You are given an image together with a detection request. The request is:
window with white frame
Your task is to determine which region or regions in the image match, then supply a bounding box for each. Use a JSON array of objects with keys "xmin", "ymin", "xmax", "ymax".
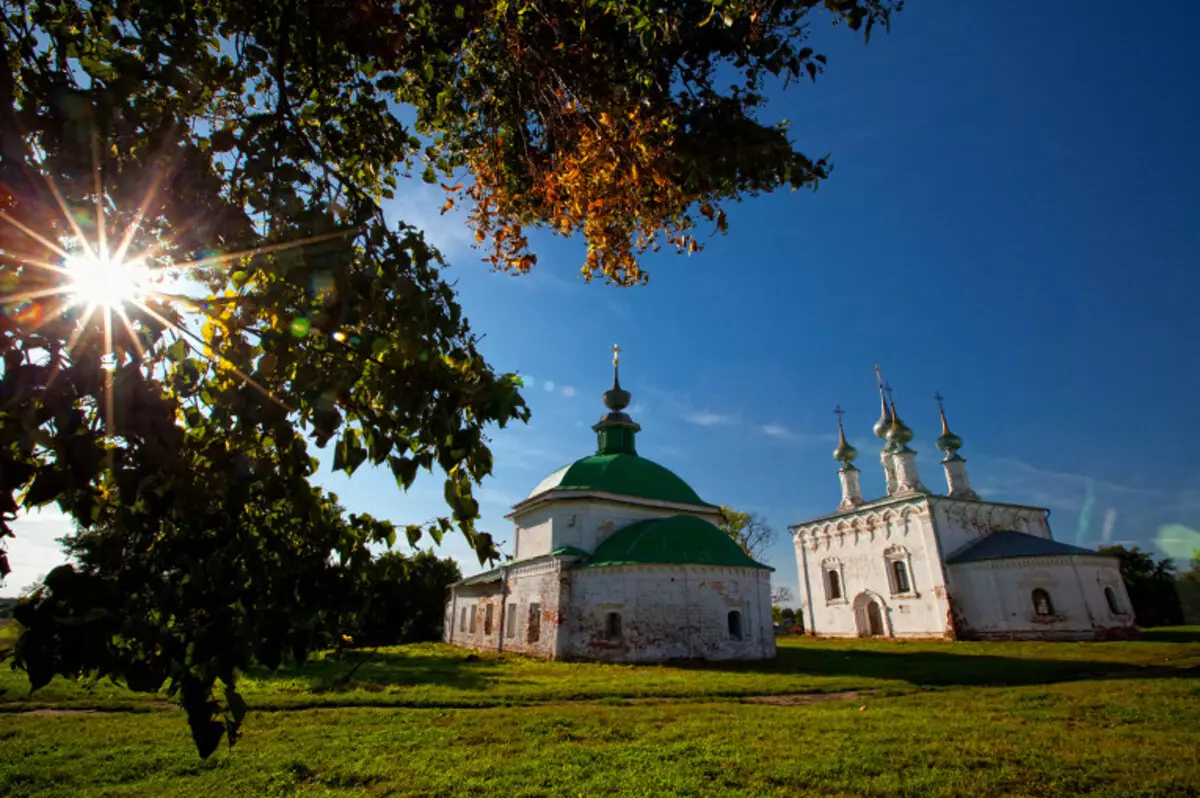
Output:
[
  {"xmin": 883, "ymin": 546, "xmax": 916, "ymax": 596},
  {"xmin": 822, "ymin": 558, "xmax": 845, "ymax": 602}
]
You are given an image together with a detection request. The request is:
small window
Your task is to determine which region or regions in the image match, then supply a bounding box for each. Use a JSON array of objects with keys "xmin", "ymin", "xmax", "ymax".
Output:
[
  {"xmin": 484, "ymin": 604, "xmax": 494, "ymax": 635},
  {"xmin": 604, "ymin": 612, "xmax": 622, "ymax": 641},
  {"xmin": 728, "ymin": 610, "xmax": 743, "ymax": 640},
  {"xmin": 827, "ymin": 570, "xmax": 842, "ymax": 600},
  {"xmin": 1032, "ymin": 589, "xmax": 1054, "ymax": 617},
  {"xmin": 1104, "ymin": 587, "xmax": 1121, "ymax": 615},
  {"xmin": 469, "ymin": 606, "xmax": 477, "ymax": 633},
  {"xmin": 892, "ymin": 561, "xmax": 911, "ymax": 594},
  {"xmin": 506, "ymin": 603, "xmax": 517, "ymax": 638},
  {"xmin": 527, "ymin": 603, "xmax": 541, "ymax": 643},
  {"xmin": 459, "ymin": 607, "xmax": 467, "ymax": 632}
]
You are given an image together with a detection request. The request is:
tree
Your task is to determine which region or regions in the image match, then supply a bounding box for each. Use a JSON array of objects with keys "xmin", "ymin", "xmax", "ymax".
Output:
[
  {"xmin": 0, "ymin": 0, "xmax": 899, "ymax": 755},
  {"xmin": 1097, "ymin": 545, "xmax": 1185, "ymax": 628},
  {"xmin": 1177, "ymin": 551, "xmax": 1200, "ymax": 625},
  {"xmin": 349, "ymin": 549, "xmax": 462, "ymax": 647},
  {"xmin": 771, "ymin": 585, "xmax": 793, "ymax": 605},
  {"xmin": 718, "ymin": 506, "xmax": 777, "ymax": 561}
]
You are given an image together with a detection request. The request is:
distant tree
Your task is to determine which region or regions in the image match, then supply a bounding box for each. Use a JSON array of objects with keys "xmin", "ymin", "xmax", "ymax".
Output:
[
  {"xmin": 771, "ymin": 585, "xmax": 794, "ymax": 605},
  {"xmin": 718, "ymin": 507, "xmax": 776, "ymax": 562},
  {"xmin": 771, "ymin": 605, "xmax": 783, "ymax": 624},
  {"xmin": 1177, "ymin": 551, "xmax": 1200, "ymax": 625},
  {"xmin": 1097, "ymin": 545, "xmax": 1185, "ymax": 628},
  {"xmin": 349, "ymin": 550, "xmax": 462, "ymax": 647},
  {"xmin": 780, "ymin": 607, "xmax": 797, "ymax": 624}
]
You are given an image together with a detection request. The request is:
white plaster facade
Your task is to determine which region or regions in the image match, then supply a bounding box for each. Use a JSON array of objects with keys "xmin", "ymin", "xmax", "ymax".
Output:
[{"xmin": 792, "ymin": 456, "xmax": 1138, "ymax": 642}]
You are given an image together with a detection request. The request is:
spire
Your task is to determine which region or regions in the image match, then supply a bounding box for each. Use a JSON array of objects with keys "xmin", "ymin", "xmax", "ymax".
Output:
[
  {"xmin": 933, "ymin": 391, "xmax": 977, "ymax": 499},
  {"xmin": 594, "ymin": 343, "xmax": 640, "ymax": 455},
  {"xmin": 872, "ymin": 364, "xmax": 893, "ymax": 439},
  {"xmin": 832, "ymin": 405, "xmax": 858, "ymax": 468},
  {"xmin": 833, "ymin": 405, "xmax": 863, "ymax": 509},
  {"xmin": 933, "ymin": 391, "xmax": 964, "ymax": 459},
  {"xmin": 884, "ymin": 385, "xmax": 926, "ymax": 495},
  {"xmin": 885, "ymin": 398, "xmax": 915, "ymax": 453},
  {"xmin": 603, "ymin": 343, "xmax": 631, "ymax": 412}
]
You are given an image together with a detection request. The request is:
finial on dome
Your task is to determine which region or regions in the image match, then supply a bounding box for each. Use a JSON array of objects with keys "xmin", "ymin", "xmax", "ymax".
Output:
[
  {"xmin": 934, "ymin": 390, "xmax": 964, "ymax": 458},
  {"xmin": 603, "ymin": 343, "xmax": 631, "ymax": 412},
  {"xmin": 872, "ymin": 364, "xmax": 894, "ymax": 439},
  {"xmin": 833, "ymin": 405, "xmax": 858, "ymax": 467}
]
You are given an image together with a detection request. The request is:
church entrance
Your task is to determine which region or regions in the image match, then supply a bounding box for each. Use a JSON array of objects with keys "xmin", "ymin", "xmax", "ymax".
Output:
[{"xmin": 853, "ymin": 592, "xmax": 888, "ymax": 638}]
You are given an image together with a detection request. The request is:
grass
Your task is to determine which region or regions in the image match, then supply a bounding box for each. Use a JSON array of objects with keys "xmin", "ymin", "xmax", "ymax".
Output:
[{"xmin": 1, "ymin": 629, "xmax": 1198, "ymax": 796}]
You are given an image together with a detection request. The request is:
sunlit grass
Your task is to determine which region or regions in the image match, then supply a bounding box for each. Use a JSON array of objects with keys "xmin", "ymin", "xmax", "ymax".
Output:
[{"xmin": 1, "ymin": 634, "xmax": 1197, "ymax": 795}]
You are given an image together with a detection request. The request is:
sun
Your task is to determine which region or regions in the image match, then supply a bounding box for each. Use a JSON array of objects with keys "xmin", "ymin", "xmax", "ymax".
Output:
[{"xmin": 63, "ymin": 249, "xmax": 150, "ymax": 310}]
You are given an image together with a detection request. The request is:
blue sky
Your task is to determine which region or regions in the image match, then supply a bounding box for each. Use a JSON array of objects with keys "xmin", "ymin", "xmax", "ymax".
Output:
[{"xmin": 7, "ymin": 3, "xmax": 1200, "ymax": 595}]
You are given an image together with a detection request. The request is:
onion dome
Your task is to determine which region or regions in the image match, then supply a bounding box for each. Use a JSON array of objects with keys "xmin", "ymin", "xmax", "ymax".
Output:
[
  {"xmin": 833, "ymin": 406, "xmax": 858, "ymax": 467},
  {"xmin": 934, "ymin": 392, "xmax": 964, "ymax": 458},
  {"xmin": 885, "ymin": 401, "xmax": 915, "ymax": 452}
]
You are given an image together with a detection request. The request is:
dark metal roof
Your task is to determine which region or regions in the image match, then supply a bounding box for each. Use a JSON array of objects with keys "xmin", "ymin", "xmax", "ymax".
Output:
[{"xmin": 946, "ymin": 530, "xmax": 1101, "ymax": 565}]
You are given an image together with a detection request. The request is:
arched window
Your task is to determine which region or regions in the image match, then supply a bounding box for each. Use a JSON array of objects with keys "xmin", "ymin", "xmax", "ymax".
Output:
[
  {"xmin": 604, "ymin": 612, "xmax": 622, "ymax": 641},
  {"xmin": 1032, "ymin": 589, "xmax": 1054, "ymax": 617},
  {"xmin": 827, "ymin": 570, "xmax": 842, "ymax": 600},
  {"xmin": 728, "ymin": 610, "xmax": 743, "ymax": 640},
  {"xmin": 1104, "ymin": 587, "xmax": 1121, "ymax": 615},
  {"xmin": 892, "ymin": 561, "xmax": 911, "ymax": 594}
]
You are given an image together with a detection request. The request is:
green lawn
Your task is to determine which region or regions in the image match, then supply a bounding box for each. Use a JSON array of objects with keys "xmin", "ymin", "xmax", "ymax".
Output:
[{"xmin": 2, "ymin": 629, "xmax": 1198, "ymax": 796}]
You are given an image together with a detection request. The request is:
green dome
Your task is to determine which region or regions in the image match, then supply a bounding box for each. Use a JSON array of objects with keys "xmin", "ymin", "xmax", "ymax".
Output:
[
  {"xmin": 529, "ymin": 453, "xmax": 711, "ymax": 507},
  {"xmin": 585, "ymin": 515, "xmax": 770, "ymax": 569}
]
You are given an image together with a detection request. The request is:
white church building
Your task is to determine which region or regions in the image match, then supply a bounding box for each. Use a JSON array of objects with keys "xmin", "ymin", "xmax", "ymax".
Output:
[
  {"xmin": 443, "ymin": 348, "xmax": 775, "ymax": 662},
  {"xmin": 792, "ymin": 371, "xmax": 1138, "ymax": 641}
]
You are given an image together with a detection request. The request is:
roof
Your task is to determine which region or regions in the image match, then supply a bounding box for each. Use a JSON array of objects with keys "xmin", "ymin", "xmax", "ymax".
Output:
[
  {"xmin": 946, "ymin": 530, "xmax": 1103, "ymax": 565},
  {"xmin": 527, "ymin": 453, "xmax": 712, "ymax": 507},
  {"xmin": 583, "ymin": 514, "xmax": 771, "ymax": 570}
]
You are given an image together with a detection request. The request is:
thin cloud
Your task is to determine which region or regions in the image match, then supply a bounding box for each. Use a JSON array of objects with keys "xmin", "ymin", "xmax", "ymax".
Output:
[
  {"xmin": 683, "ymin": 410, "xmax": 735, "ymax": 427},
  {"xmin": 561, "ymin": 385, "xmax": 577, "ymax": 398},
  {"xmin": 762, "ymin": 423, "xmax": 793, "ymax": 438}
]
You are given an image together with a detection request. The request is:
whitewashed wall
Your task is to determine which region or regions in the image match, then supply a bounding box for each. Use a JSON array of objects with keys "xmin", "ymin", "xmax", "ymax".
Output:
[
  {"xmin": 947, "ymin": 555, "xmax": 1137, "ymax": 640},
  {"xmin": 511, "ymin": 497, "xmax": 719, "ymax": 561},
  {"xmin": 794, "ymin": 497, "xmax": 952, "ymax": 638},
  {"xmin": 563, "ymin": 565, "xmax": 774, "ymax": 661},
  {"xmin": 931, "ymin": 499, "xmax": 1051, "ymax": 561}
]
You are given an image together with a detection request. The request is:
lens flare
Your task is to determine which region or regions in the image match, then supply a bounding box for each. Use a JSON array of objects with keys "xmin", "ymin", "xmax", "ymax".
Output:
[{"xmin": 63, "ymin": 250, "xmax": 150, "ymax": 311}]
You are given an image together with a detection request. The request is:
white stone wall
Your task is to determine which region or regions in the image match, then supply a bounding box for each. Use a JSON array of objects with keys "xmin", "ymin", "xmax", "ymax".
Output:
[
  {"xmin": 512, "ymin": 506, "xmax": 555, "ymax": 561},
  {"xmin": 563, "ymin": 565, "xmax": 774, "ymax": 661},
  {"xmin": 948, "ymin": 555, "xmax": 1137, "ymax": 640},
  {"xmin": 931, "ymin": 498, "xmax": 1051, "ymax": 561},
  {"xmin": 510, "ymin": 497, "xmax": 719, "ymax": 561},
  {"xmin": 793, "ymin": 498, "xmax": 952, "ymax": 638},
  {"xmin": 443, "ymin": 557, "xmax": 569, "ymax": 658}
]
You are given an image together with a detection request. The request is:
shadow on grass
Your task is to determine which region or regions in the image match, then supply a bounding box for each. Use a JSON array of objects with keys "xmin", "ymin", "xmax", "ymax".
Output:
[
  {"xmin": 249, "ymin": 649, "xmax": 502, "ymax": 695},
  {"xmin": 1140, "ymin": 626, "xmax": 1200, "ymax": 644},
  {"xmin": 674, "ymin": 644, "xmax": 1200, "ymax": 688}
]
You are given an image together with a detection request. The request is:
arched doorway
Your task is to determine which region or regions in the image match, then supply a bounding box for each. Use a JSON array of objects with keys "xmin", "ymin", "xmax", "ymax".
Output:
[{"xmin": 853, "ymin": 592, "xmax": 889, "ymax": 638}]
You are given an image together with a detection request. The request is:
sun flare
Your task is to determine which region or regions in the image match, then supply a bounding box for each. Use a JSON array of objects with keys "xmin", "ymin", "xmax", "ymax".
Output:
[{"xmin": 63, "ymin": 250, "xmax": 150, "ymax": 310}]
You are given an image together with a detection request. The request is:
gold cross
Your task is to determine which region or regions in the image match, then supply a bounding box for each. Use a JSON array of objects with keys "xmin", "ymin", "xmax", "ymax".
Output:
[{"xmin": 612, "ymin": 343, "xmax": 621, "ymax": 366}]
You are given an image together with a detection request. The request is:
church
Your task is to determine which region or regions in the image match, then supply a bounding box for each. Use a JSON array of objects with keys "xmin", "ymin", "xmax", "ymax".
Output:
[
  {"xmin": 792, "ymin": 369, "xmax": 1138, "ymax": 641},
  {"xmin": 442, "ymin": 347, "xmax": 775, "ymax": 662}
]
